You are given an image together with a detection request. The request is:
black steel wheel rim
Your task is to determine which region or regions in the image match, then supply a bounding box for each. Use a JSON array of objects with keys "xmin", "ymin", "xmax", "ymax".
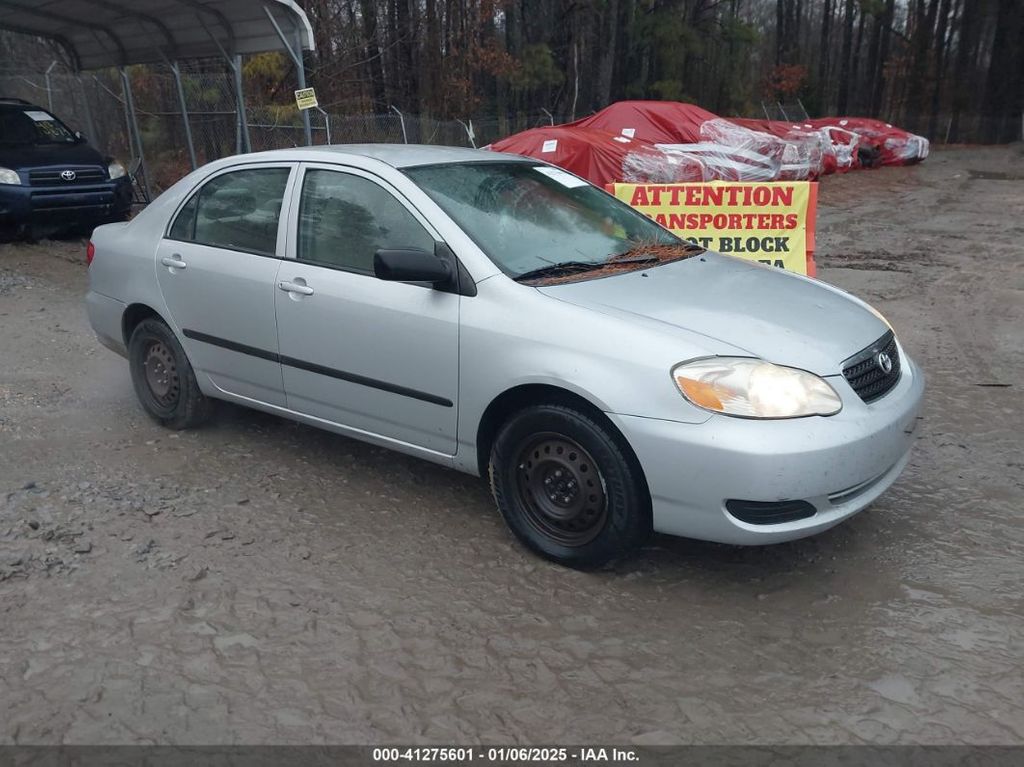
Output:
[
  {"xmin": 513, "ymin": 433, "xmax": 608, "ymax": 547},
  {"xmin": 143, "ymin": 340, "xmax": 180, "ymax": 407}
]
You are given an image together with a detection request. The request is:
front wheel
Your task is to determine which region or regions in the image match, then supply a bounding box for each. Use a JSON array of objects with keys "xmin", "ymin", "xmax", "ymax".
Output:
[
  {"xmin": 488, "ymin": 404, "xmax": 651, "ymax": 568},
  {"xmin": 128, "ymin": 318, "xmax": 213, "ymax": 429}
]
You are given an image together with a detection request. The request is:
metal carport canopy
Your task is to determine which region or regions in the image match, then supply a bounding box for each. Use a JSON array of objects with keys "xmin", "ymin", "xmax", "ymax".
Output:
[{"xmin": 0, "ymin": 0, "xmax": 315, "ymax": 71}]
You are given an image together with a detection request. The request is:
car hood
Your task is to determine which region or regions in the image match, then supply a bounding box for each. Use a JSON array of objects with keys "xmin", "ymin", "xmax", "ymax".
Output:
[
  {"xmin": 0, "ymin": 141, "xmax": 106, "ymax": 171},
  {"xmin": 537, "ymin": 253, "xmax": 889, "ymax": 376}
]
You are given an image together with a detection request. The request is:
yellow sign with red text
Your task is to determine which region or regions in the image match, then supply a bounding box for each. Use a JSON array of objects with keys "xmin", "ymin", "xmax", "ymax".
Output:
[{"xmin": 609, "ymin": 181, "xmax": 818, "ymax": 276}]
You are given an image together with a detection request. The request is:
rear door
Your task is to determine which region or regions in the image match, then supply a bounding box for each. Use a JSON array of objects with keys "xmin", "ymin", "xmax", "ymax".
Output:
[
  {"xmin": 274, "ymin": 163, "xmax": 460, "ymax": 454},
  {"xmin": 156, "ymin": 164, "xmax": 295, "ymax": 405}
]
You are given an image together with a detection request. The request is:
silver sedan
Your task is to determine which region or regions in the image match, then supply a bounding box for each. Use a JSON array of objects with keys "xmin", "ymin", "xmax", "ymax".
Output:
[{"xmin": 85, "ymin": 145, "xmax": 924, "ymax": 567}]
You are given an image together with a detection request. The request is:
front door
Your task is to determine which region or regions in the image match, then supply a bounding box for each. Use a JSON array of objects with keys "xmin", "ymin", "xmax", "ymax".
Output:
[
  {"xmin": 155, "ymin": 164, "xmax": 294, "ymax": 405},
  {"xmin": 274, "ymin": 165, "xmax": 459, "ymax": 454}
]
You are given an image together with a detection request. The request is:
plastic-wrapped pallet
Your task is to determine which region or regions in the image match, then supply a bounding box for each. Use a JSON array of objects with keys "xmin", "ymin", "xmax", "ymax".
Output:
[
  {"xmin": 652, "ymin": 142, "xmax": 782, "ymax": 182},
  {"xmin": 621, "ymin": 146, "xmax": 711, "ymax": 184},
  {"xmin": 807, "ymin": 118, "xmax": 929, "ymax": 166},
  {"xmin": 699, "ymin": 118, "xmax": 795, "ymax": 180}
]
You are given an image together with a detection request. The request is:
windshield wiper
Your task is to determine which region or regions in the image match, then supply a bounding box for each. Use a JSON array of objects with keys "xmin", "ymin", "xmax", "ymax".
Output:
[
  {"xmin": 513, "ymin": 261, "xmax": 603, "ymax": 282},
  {"xmin": 514, "ymin": 256, "xmax": 658, "ymax": 283},
  {"xmin": 603, "ymin": 256, "xmax": 661, "ymax": 265}
]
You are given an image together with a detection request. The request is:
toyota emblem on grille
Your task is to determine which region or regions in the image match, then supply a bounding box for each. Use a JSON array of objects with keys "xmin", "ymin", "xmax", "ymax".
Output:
[
  {"xmin": 60, "ymin": 170, "xmax": 77, "ymax": 181},
  {"xmin": 876, "ymin": 351, "xmax": 893, "ymax": 373}
]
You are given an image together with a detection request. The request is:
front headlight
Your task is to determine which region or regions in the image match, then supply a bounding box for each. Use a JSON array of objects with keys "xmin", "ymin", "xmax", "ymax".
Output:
[
  {"xmin": 108, "ymin": 161, "xmax": 126, "ymax": 180},
  {"xmin": 0, "ymin": 167, "xmax": 21, "ymax": 185},
  {"xmin": 672, "ymin": 357, "xmax": 842, "ymax": 418}
]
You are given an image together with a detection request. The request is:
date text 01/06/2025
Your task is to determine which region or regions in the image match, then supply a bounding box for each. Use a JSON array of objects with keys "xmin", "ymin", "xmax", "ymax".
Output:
[{"xmin": 371, "ymin": 747, "xmax": 640, "ymax": 763}]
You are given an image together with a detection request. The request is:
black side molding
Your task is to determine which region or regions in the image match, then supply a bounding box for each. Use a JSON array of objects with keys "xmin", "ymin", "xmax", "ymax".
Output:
[{"xmin": 182, "ymin": 329, "xmax": 453, "ymax": 408}]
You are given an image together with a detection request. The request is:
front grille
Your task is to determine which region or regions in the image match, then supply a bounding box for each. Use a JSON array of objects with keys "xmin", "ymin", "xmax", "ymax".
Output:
[
  {"xmin": 842, "ymin": 331, "xmax": 901, "ymax": 403},
  {"xmin": 29, "ymin": 167, "xmax": 107, "ymax": 186}
]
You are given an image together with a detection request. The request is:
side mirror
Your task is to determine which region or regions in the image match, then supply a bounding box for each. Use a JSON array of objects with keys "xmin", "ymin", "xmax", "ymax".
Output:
[
  {"xmin": 374, "ymin": 247, "xmax": 451, "ymax": 285},
  {"xmin": 74, "ymin": 131, "xmax": 86, "ymax": 143}
]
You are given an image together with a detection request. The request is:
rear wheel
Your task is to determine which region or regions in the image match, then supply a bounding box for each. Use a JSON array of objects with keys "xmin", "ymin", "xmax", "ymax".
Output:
[
  {"xmin": 489, "ymin": 403, "xmax": 651, "ymax": 568},
  {"xmin": 128, "ymin": 318, "xmax": 212, "ymax": 429}
]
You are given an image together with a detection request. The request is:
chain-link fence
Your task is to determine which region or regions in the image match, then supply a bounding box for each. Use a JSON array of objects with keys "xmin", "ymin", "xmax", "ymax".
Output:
[
  {"xmin": 1, "ymin": 69, "xmax": 569, "ymax": 193},
  {"xmin": 10, "ymin": 67, "xmax": 1016, "ymax": 197}
]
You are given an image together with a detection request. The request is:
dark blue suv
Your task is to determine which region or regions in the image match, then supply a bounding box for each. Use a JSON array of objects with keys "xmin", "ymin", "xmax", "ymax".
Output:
[{"xmin": 0, "ymin": 98, "xmax": 132, "ymax": 238}]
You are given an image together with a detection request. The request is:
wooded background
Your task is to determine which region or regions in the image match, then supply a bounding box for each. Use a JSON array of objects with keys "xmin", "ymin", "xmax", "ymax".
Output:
[
  {"xmin": 3, "ymin": 0, "xmax": 1023, "ymax": 144},
  {"xmin": 295, "ymin": 0, "xmax": 1023, "ymax": 142}
]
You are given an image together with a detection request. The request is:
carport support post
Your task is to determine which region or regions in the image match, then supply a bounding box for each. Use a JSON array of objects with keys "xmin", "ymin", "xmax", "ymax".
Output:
[
  {"xmin": 119, "ymin": 67, "xmax": 152, "ymax": 201},
  {"xmin": 294, "ymin": 24, "xmax": 312, "ymax": 146},
  {"xmin": 262, "ymin": 4, "xmax": 312, "ymax": 146},
  {"xmin": 170, "ymin": 61, "xmax": 197, "ymax": 170},
  {"xmin": 232, "ymin": 55, "xmax": 251, "ymax": 154}
]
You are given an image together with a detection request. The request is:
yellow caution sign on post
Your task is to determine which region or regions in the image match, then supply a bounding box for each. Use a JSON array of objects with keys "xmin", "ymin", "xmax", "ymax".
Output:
[{"xmin": 294, "ymin": 87, "xmax": 318, "ymax": 111}]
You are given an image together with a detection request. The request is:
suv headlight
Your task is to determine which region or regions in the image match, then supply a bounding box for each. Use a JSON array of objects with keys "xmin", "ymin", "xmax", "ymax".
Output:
[
  {"xmin": 0, "ymin": 167, "xmax": 21, "ymax": 185},
  {"xmin": 672, "ymin": 357, "xmax": 842, "ymax": 418},
  {"xmin": 108, "ymin": 161, "xmax": 126, "ymax": 180}
]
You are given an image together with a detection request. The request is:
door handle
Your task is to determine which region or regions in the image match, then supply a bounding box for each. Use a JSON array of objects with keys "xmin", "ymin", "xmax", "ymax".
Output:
[
  {"xmin": 161, "ymin": 256, "xmax": 187, "ymax": 270},
  {"xmin": 278, "ymin": 280, "xmax": 314, "ymax": 296}
]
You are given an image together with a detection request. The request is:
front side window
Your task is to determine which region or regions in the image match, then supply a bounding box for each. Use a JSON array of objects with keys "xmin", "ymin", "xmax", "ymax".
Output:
[
  {"xmin": 297, "ymin": 169, "xmax": 434, "ymax": 273},
  {"xmin": 404, "ymin": 161, "xmax": 684, "ymax": 279},
  {"xmin": 168, "ymin": 167, "xmax": 290, "ymax": 256}
]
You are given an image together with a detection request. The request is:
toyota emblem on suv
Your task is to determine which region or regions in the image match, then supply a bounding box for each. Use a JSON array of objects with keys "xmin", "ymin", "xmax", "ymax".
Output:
[
  {"xmin": 61, "ymin": 169, "xmax": 77, "ymax": 181},
  {"xmin": 877, "ymin": 351, "xmax": 893, "ymax": 373}
]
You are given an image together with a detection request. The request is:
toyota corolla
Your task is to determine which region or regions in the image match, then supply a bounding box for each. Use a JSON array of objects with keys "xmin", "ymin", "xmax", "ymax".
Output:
[{"xmin": 85, "ymin": 145, "xmax": 924, "ymax": 567}]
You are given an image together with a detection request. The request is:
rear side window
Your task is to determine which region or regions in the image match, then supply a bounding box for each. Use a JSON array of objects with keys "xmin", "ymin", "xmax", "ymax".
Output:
[
  {"xmin": 297, "ymin": 169, "xmax": 433, "ymax": 272},
  {"xmin": 168, "ymin": 167, "xmax": 290, "ymax": 256}
]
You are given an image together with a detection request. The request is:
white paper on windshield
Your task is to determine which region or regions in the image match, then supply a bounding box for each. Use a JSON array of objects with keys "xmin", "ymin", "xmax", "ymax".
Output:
[
  {"xmin": 621, "ymin": 127, "xmax": 636, "ymax": 138},
  {"xmin": 541, "ymin": 139, "xmax": 558, "ymax": 153},
  {"xmin": 24, "ymin": 110, "xmax": 55, "ymax": 122},
  {"xmin": 533, "ymin": 166, "xmax": 588, "ymax": 188}
]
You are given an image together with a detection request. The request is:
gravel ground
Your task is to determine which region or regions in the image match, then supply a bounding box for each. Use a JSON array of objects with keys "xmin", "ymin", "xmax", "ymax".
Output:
[{"xmin": 0, "ymin": 146, "xmax": 1022, "ymax": 745}]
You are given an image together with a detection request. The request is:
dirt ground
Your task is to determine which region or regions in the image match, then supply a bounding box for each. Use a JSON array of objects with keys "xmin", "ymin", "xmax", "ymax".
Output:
[{"xmin": 1, "ymin": 146, "xmax": 1022, "ymax": 746}]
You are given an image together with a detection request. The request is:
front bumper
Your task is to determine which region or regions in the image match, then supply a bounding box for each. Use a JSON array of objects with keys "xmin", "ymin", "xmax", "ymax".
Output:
[
  {"xmin": 609, "ymin": 351, "xmax": 925, "ymax": 544},
  {"xmin": 0, "ymin": 178, "xmax": 131, "ymax": 226}
]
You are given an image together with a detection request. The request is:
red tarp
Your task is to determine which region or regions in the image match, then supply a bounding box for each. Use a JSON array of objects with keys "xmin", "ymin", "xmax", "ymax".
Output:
[
  {"xmin": 487, "ymin": 103, "xmax": 928, "ymax": 188},
  {"xmin": 486, "ymin": 125, "xmax": 708, "ymax": 188},
  {"xmin": 569, "ymin": 101, "xmax": 825, "ymax": 181},
  {"xmin": 569, "ymin": 100, "xmax": 721, "ymax": 144}
]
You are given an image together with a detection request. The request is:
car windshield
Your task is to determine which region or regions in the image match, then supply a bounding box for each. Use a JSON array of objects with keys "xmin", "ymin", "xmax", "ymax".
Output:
[
  {"xmin": 403, "ymin": 161, "xmax": 687, "ymax": 279},
  {"xmin": 0, "ymin": 109, "xmax": 78, "ymax": 145}
]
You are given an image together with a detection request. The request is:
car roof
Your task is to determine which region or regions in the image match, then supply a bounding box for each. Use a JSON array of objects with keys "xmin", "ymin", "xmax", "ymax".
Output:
[{"xmin": 239, "ymin": 143, "xmax": 530, "ymax": 169}]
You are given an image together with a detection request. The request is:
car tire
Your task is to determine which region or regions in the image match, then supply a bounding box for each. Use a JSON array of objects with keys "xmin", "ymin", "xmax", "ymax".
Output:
[
  {"xmin": 489, "ymin": 403, "xmax": 651, "ymax": 568},
  {"xmin": 128, "ymin": 318, "xmax": 213, "ymax": 429}
]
